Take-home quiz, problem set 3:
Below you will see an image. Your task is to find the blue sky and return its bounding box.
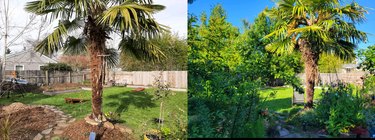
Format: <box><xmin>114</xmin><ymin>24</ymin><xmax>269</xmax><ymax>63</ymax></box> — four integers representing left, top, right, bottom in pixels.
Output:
<box><xmin>188</xmin><ymin>0</ymin><xmax>375</xmax><ymax>50</ymax></box>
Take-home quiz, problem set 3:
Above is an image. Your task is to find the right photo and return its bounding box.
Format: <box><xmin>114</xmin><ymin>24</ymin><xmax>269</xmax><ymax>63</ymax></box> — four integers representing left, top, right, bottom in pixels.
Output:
<box><xmin>188</xmin><ymin>0</ymin><xmax>375</xmax><ymax>138</ymax></box>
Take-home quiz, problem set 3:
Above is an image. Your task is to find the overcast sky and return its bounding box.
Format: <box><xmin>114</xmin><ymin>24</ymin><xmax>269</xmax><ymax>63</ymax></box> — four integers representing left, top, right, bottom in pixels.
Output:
<box><xmin>0</xmin><ymin>0</ymin><xmax>187</xmax><ymax>55</ymax></box>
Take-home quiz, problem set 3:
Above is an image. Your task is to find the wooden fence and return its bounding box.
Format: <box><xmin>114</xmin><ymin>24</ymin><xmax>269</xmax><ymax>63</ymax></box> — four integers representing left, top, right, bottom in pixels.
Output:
<box><xmin>4</xmin><ymin>70</ymin><xmax>188</xmax><ymax>89</ymax></box>
<box><xmin>108</xmin><ymin>71</ymin><xmax>188</xmax><ymax>89</ymax></box>
<box><xmin>4</xmin><ymin>70</ymin><xmax>90</xmax><ymax>85</ymax></box>
<box><xmin>297</xmin><ymin>71</ymin><xmax>366</xmax><ymax>86</ymax></box>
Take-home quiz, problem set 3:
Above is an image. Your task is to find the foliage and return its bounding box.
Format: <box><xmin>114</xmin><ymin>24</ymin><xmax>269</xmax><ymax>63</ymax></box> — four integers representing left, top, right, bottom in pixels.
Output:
<box><xmin>364</xmin><ymin>108</ymin><xmax>375</xmax><ymax>137</ymax></box>
<box><xmin>161</xmin><ymin>108</ymin><xmax>187</xmax><ymax>140</ymax></box>
<box><xmin>358</xmin><ymin>45</ymin><xmax>375</xmax><ymax>74</ymax></box>
<box><xmin>41</xmin><ymin>63</ymin><xmax>72</xmax><ymax>72</ymax></box>
<box><xmin>286</xmin><ymin>109</ymin><xmax>320</xmax><ymax>130</ymax></box>
<box><xmin>362</xmin><ymin>75</ymin><xmax>375</xmax><ymax>95</ymax></box>
<box><xmin>150</xmin><ymin>73</ymin><xmax>172</xmax><ymax>101</ymax></box>
<box><xmin>121</xmin><ymin>33</ymin><xmax>188</xmax><ymax>71</ymax></box>
<box><xmin>59</xmin><ymin>55</ymin><xmax>90</xmax><ymax>71</ymax></box>
<box><xmin>236</xmin><ymin>14</ymin><xmax>303</xmax><ymax>87</ymax></box>
<box><xmin>0</xmin><ymin>114</ymin><xmax>15</xmax><ymax>140</ymax></box>
<box><xmin>104</xmin><ymin>111</ymin><xmax>121</xmax><ymax>123</ymax></box>
<box><xmin>318</xmin><ymin>53</ymin><xmax>347</xmax><ymax>73</ymax></box>
<box><xmin>315</xmin><ymin>83</ymin><xmax>366</xmax><ymax>136</ymax></box>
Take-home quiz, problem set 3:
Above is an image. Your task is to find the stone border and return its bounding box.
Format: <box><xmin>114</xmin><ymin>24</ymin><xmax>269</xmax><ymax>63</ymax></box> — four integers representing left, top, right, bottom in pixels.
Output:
<box><xmin>32</xmin><ymin>105</ymin><xmax>76</xmax><ymax>140</ymax></box>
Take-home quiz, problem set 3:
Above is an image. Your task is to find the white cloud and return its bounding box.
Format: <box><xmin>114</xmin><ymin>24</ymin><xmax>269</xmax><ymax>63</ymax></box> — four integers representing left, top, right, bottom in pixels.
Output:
<box><xmin>153</xmin><ymin>0</ymin><xmax>187</xmax><ymax>38</ymax></box>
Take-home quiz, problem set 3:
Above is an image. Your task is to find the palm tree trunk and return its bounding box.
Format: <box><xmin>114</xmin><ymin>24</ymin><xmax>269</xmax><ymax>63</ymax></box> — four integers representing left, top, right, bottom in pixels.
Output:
<box><xmin>87</xmin><ymin>21</ymin><xmax>106</xmax><ymax>120</ymax></box>
<box><xmin>299</xmin><ymin>39</ymin><xmax>318</xmax><ymax>109</ymax></box>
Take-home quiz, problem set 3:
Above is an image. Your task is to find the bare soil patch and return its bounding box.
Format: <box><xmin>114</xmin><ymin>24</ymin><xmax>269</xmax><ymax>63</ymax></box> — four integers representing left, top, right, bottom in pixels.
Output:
<box><xmin>41</xmin><ymin>83</ymin><xmax>84</xmax><ymax>92</ymax></box>
<box><xmin>0</xmin><ymin>103</ymin><xmax>59</xmax><ymax>140</ymax></box>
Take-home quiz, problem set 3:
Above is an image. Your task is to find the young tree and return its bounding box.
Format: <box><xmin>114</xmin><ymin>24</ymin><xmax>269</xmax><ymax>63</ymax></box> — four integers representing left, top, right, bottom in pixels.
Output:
<box><xmin>358</xmin><ymin>45</ymin><xmax>375</xmax><ymax>75</ymax></box>
<box><xmin>263</xmin><ymin>0</ymin><xmax>367</xmax><ymax>108</ymax></box>
<box><xmin>25</xmin><ymin>0</ymin><xmax>167</xmax><ymax>122</ymax></box>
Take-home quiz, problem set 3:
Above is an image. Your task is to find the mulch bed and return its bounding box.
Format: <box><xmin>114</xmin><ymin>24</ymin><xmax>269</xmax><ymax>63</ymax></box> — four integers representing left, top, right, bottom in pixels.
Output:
<box><xmin>62</xmin><ymin>120</ymin><xmax>135</xmax><ymax>140</ymax></box>
<box><xmin>0</xmin><ymin>103</ymin><xmax>59</xmax><ymax>140</ymax></box>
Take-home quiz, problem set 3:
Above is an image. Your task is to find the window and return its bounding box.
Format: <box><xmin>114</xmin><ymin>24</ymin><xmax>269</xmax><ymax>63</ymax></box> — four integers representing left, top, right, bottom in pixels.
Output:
<box><xmin>15</xmin><ymin>65</ymin><xmax>24</xmax><ymax>71</ymax></box>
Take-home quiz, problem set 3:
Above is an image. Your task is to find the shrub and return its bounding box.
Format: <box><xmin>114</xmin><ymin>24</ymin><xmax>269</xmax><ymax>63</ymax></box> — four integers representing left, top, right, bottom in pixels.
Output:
<box><xmin>315</xmin><ymin>83</ymin><xmax>366</xmax><ymax>136</ymax></box>
<box><xmin>188</xmin><ymin>75</ymin><xmax>265</xmax><ymax>138</ymax></box>
<box><xmin>286</xmin><ymin>109</ymin><xmax>320</xmax><ymax>130</ymax></box>
<box><xmin>0</xmin><ymin>115</ymin><xmax>15</xmax><ymax>140</ymax></box>
<box><xmin>41</xmin><ymin>63</ymin><xmax>73</xmax><ymax>72</ymax></box>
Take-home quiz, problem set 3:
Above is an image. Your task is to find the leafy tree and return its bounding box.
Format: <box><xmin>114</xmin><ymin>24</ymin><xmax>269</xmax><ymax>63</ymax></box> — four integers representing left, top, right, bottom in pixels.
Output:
<box><xmin>236</xmin><ymin>13</ymin><xmax>303</xmax><ymax>87</ymax></box>
<box><xmin>358</xmin><ymin>45</ymin><xmax>375</xmax><ymax>75</ymax></box>
<box><xmin>188</xmin><ymin>5</ymin><xmax>265</xmax><ymax>138</ymax></box>
<box><xmin>120</xmin><ymin>33</ymin><xmax>188</xmax><ymax>71</ymax></box>
<box><xmin>263</xmin><ymin>0</ymin><xmax>367</xmax><ymax>108</ymax></box>
<box><xmin>318</xmin><ymin>53</ymin><xmax>347</xmax><ymax>73</ymax></box>
<box><xmin>59</xmin><ymin>55</ymin><xmax>90</xmax><ymax>71</ymax></box>
<box><xmin>25</xmin><ymin>0</ymin><xmax>166</xmax><ymax>121</ymax></box>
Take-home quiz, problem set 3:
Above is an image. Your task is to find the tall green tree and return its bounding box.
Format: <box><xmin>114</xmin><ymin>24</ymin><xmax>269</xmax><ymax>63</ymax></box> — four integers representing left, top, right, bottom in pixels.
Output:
<box><xmin>358</xmin><ymin>45</ymin><xmax>375</xmax><ymax>75</ymax></box>
<box><xmin>263</xmin><ymin>0</ymin><xmax>367</xmax><ymax>108</ymax></box>
<box><xmin>25</xmin><ymin>0</ymin><xmax>166</xmax><ymax>121</ymax></box>
<box><xmin>237</xmin><ymin>13</ymin><xmax>303</xmax><ymax>87</ymax></box>
<box><xmin>120</xmin><ymin>33</ymin><xmax>188</xmax><ymax>71</ymax></box>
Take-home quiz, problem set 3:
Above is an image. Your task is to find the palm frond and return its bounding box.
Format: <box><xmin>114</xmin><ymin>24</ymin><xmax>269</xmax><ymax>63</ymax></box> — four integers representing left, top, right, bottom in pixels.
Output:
<box><xmin>63</xmin><ymin>36</ymin><xmax>87</xmax><ymax>55</ymax></box>
<box><xmin>25</xmin><ymin>0</ymin><xmax>74</xmax><ymax>21</ymax></box>
<box><xmin>104</xmin><ymin>48</ymin><xmax>119</xmax><ymax>68</ymax></box>
<box><xmin>119</xmin><ymin>36</ymin><xmax>165</xmax><ymax>63</ymax></box>
<box><xmin>99</xmin><ymin>3</ymin><xmax>161</xmax><ymax>30</ymax></box>
<box><xmin>265</xmin><ymin>39</ymin><xmax>296</xmax><ymax>55</ymax></box>
<box><xmin>35</xmin><ymin>19</ymin><xmax>82</xmax><ymax>55</ymax></box>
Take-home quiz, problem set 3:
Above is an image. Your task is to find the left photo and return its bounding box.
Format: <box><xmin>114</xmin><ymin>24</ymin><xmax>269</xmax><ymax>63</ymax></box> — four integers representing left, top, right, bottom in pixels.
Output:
<box><xmin>0</xmin><ymin>0</ymin><xmax>187</xmax><ymax>140</ymax></box>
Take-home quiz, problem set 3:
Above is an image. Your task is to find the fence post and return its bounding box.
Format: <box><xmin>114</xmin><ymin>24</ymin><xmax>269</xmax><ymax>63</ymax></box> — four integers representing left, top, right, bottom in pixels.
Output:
<box><xmin>83</xmin><ymin>73</ymin><xmax>86</xmax><ymax>83</ymax></box>
<box><xmin>69</xmin><ymin>71</ymin><xmax>72</xmax><ymax>83</ymax></box>
<box><xmin>45</xmin><ymin>71</ymin><xmax>49</xmax><ymax>85</ymax></box>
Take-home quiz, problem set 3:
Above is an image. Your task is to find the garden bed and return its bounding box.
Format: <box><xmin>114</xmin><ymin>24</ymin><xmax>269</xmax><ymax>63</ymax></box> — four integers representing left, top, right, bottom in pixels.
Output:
<box><xmin>0</xmin><ymin>103</ymin><xmax>59</xmax><ymax>140</ymax></box>
<box><xmin>41</xmin><ymin>83</ymin><xmax>84</xmax><ymax>92</ymax></box>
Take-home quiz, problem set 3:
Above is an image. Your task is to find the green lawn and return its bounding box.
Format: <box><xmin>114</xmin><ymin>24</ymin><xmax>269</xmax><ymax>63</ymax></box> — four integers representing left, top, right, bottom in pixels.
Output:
<box><xmin>0</xmin><ymin>87</ymin><xmax>187</xmax><ymax>138</ymax></box>
<box><xmin>259</xmin><ymin>87</ymin><xmax>323</xmax><ymax>112</ymax></box>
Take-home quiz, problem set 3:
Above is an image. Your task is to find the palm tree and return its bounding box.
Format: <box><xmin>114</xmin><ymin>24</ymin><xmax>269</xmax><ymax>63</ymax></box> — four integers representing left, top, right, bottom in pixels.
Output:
<box><xmin>263</xmin><ymin>0</ymin><xmax>367</xmax><ymax>108</ymax></box>
<box><xmin>25</xmin><ymin>0</ymin><xmax>167</xmax><ymax>122</ymax></box>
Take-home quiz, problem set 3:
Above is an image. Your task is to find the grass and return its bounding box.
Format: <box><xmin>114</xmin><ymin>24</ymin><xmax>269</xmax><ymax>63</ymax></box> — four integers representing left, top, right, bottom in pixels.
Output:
<box><xmin>0</xmin><ymin>87</ymin><xmax>187</xmax><ymax>138</ymax></box>
<box><xmin>259</xmin><ymin>86</ymin><xmax>323</xmax><ymax>112</ymax></box>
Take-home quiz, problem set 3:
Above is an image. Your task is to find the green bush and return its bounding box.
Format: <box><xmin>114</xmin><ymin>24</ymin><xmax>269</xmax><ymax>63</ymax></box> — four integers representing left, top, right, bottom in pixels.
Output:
<box><xmin>286</xmin><ymin>109</ymin><xmax>320</xmax><ymax>130</ymax></box>
<box><xmin>41</xmin><ymin>63</ymin><xmax>72</xmax><ymax>72</ymax></box>
<box><xmin>315</xmin><ymin>83</ymin><xmax>366</xmax><ymax>136</ymax></box>
<box><xmin>188</xmin><ymin>75</ymin><xmax>265</xmax><ymax>138</ymax></box>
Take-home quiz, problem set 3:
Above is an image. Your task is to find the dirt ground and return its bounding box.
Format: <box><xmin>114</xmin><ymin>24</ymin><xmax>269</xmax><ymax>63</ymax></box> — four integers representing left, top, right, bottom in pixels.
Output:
<box><xmin>62</xmin><ymin>120</ymin><xmax>135</xmax><ymax>140</ymax></box>
<box><xmin>0</xmin><ymin>103</ymin><xmax>59</xmax><ymax>140</ymax></box>
<box><xmin>41</xmin><ymin>83</ymin><xmax>84</xmax><ymax>92</ymax></box>
<box><xmin>0</xmin><ymin>103</ymin><xmax>135</xmax><ymax>140</ymax></box>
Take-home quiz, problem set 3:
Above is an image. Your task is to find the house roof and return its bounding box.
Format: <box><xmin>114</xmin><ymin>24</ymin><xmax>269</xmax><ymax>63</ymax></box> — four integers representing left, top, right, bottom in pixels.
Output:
<box><xmin>5</xmin><ymin>49</ymin><xmax>58</xmax><ymax>64</ymax></box>
<box><xmin>342</xmin><ymin>63</ymin><xmax>358</xmax><ymax>69</ymax></box>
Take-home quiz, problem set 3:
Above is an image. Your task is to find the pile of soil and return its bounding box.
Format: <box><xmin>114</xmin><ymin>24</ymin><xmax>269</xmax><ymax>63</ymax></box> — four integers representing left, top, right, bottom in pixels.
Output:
<box><xmin>62</xmin><ymin>120</ymin><xmax>135</xmax><ymax>140</ymax></box>
<box><xmin>0</xmin><ymin>103</ymin><xmax>59</xmax><ymax>140</ymax></box>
